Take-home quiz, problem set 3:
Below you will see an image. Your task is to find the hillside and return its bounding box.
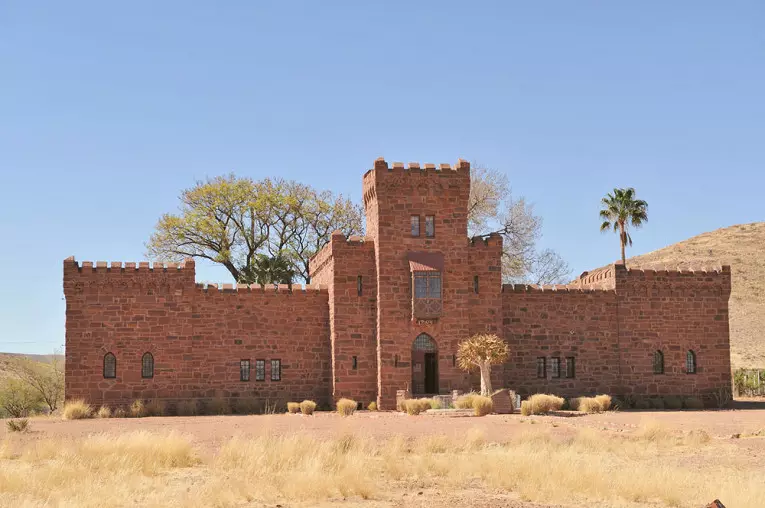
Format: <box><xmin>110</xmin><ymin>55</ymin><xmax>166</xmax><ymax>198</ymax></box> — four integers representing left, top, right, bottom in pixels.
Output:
<box><xmin>0</xmin><ymin>353</ymin><xmax>63</xmax><ymax>381</ymax></box>
<box><xmin>627</xmin><ymin>222</ymin><xmax>765</xmax><ymax>369</ymax></box>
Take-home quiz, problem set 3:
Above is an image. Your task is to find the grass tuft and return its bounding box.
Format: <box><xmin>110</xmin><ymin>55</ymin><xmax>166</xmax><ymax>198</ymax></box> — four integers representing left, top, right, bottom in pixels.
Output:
<box><xmin>455</xmin><ymin>392</ymin><xmax>478</xmax><ymax>409</ymax></box>
<box><xmin>526</xmin><ymin>394</ymin><xmax>565</xmax><ymax>415</ymax></box>
<box><xmin>130</xmin><ymin>399</ymin><xmax>146</xmax><ymax>418</ymax></box>
<box><xmin>336</xmin><ymin>398</ymin><xmax>357</xmax><ymax>416</ymax></box>
<box><xmin>300</xmin><ymin>400</ymin><xmax>317</xmax><ymax>415</ymax></box>
<box><xmin>96</xmin><ymin>406</ymin><xmax>112</xmax><ymax>419</ymax></box>
<box><xmin>472</xmin><ymin>396</ymin><xmax>493</xmax><ymax>416</ymax></box>
<box><xmin>287</xmin><ymin>402</ymin><xmax>301</xmax><ymax>414</ymax></box>
<box><xmin>62</xmin><ymin>399</ymin><xmax>93</xmax><ymax>420</ymax></box>
<box><xmin>367</xmin><ymin>401</ymin><xmax>377</xmax><ymax>411</ymax></box>
<box><xmin>6</xmin><ymin>418</ymin><xmax>29</xmax><ymax>432</ymax></box>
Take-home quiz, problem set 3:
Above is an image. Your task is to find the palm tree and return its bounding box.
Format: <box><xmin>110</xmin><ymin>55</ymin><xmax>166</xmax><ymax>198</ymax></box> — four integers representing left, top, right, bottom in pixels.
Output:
<box><xmin>599</xmin><ymin>187</ymin><xmax>648</xmax><ymax>265</ymax></box>
<box><xmin>239</xmin><ymin>254</ymin><xmax>295</xmax><ymax>287</ymax></box>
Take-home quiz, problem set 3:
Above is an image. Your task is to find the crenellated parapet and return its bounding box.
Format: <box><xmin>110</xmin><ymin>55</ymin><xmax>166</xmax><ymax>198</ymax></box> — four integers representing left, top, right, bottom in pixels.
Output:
<box><xmin>502</xmin><ymin>283</ymin><xmax>616</xmax><ymax>294</ymax></box>
<box><xmin>63</xmin><ymin>256</ymin><xmax>196</xmax><ymax>294</ymax></box>
<box><xmin>614</xmin><ymin>263</ymin><xmax>732</xmax><ymax>296</ymax></box>
<box><xmin>195</xmin><ymin>282</ymin><xmax>328</xmax><ymax>296</ymax></box>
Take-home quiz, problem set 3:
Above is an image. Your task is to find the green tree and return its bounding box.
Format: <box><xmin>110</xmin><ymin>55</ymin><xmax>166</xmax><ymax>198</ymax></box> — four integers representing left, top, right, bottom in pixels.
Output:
<box><xmin>146</xmin><ymin>175</ymin><xmax>363</xmax><ymax>283</ymax></box>
<box><xmin>9</xmin><ymin>355</ymin><xmax>64</xmax><ymax>412</ymax></box>
<box><xmin>0</xmin><ymin>379</ymin><xmax>44</xmax><ymax>418</ymax></box>
<box><xmin>239</xmin><ymin>254</ymin><xmax>295</xmax><ymax>286</ymax></box>
<box><xmin>599</xmin><ymin>187</ymin><xmax>649</xmax><ymax>265</ymax></box>
<box><xmin>456</xmin><ymin>334</ymin><xmax>510</xmax><ymax>396</ymax></box>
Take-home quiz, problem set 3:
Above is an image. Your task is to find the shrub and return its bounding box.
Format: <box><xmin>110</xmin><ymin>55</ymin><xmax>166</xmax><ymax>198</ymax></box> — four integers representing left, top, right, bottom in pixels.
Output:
<box><xmin>455</xmin><ymin>392</ymin><xmax>478</xmax><ymax>409</ymax></box>
<box><xmin>663</xmin><ymin>396</ymin><xmax>683</xmax><ymax>410</ymax></box>
<box><xmin>176</xmin><ymin>399</ymin><xmax>199</xmax><ymax>416</ymax></box>
<box><xmin>402</xmin><ymin>399</ymin><xmax>423</xmax><ymax>415</ymax></box>
<box><xmin>207</xmin><ymin>397</ymin><xmax>231</xmax><ymax>415</ymax></box>
<box><xmin>683</xmin><ymin>397</ymin><xmax>705</xmax><ymax>410</ymax></box>
<box><xmin>336</xmin><ymin>398</ymin><xmax>357</xmax><ymax>416</ymax></box>
<box><xmin>428</xmin><ymin>398</ymin><xmax>443</xmax><ymax>410</ymax></box>
<box><xmin>577</xmin><ymin>397</ymin><xmax>603</xmax><ymax>413</ymax></box>
<box><xmin>633</xmin><ymin>397</ymin><xmax>652</xmax><ymax>410</ymax></box>
<box><xmin>62</xmin><ymin>399</ymin><xmax>93</xmax><ymax>420</ymax></box>
<box><xmin>472</xmin><ymin>395</ymin><xmax>494</xmax><ymax>416</ymax></box>
<box><xmin>6</xmin><ymin>419</ymin><xmax>29</xmax><ymax>432</ymax></box>
<box><xmin>367</xmin><ymin>401</ymin><xmax>377</xmax><ymax>411</ymax></box>
<box><xmin>130</xmin><ymin>400</ymin><xmax>146</xmax><ymax>418</ymax></box>
<box><xmin>97</xmin><ymin>406</ymin><xmax>112</xmax><ymax>419</ymax></box>
<box><xmin>0</xmin><ymin>379</ymin><xmax>44</xmax><ymax>417</ymax></box>
<box><xmin>527</xmin><ymin>394</ymin><xmax>565</xmax><ymax>415</ymax></box>
<box><xmin>145</xmin><ymin>399</ymin><xmax>166</xmax><ymax>417</ymax></box>
<box><xmin>287</xmin><ymin>402</ymin><xmax>301</xmax><ymax>414</ymax></box>
<box><xmin>300</xmin><ymin>400</ymin><xmax>317</xmax><ymax>415</ymax></box>
<box><xmin>594</xmin><ymin>394</ymin><xmax>612</xmax><ymax>411</ymax></box>
<box><xmin>520</xmin><ymin>400</ymin><xmax>532</xmax><ymax>416</ymax></box>
<box><xmin>568</xmin><ymin>397</ymin><xmax>580</xmax><ymax>411</ymax></box>
<box><xmin>113</xmin><ymin>407</ymin><xmax>128</xmax><ymax>418</ymax></box>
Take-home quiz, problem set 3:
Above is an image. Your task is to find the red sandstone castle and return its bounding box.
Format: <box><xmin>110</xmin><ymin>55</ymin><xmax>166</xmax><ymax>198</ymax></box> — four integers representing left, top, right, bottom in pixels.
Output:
<box><xmin>64</xmin><ymin>158</ymin><xmax>732</xmax><ymax>409</ymax></box>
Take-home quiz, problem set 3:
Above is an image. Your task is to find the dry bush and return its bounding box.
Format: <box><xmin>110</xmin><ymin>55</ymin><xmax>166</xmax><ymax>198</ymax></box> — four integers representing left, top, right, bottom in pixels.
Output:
<box><xmin>402</xmin><ymin>399</ymin><xmax>428</xmax><ymax>415</ymax></box>
<box><xmin>472</xmin><ymin>396</ymin><xmax>493</xmax><ymax>416</ymax></box>
<box><xmin>683</xmin><ymin>397</ymin><xmax>705</xmax><ymax>410</ymax></box>
<box><xmin>527</xmin><ymin>394</ymin><xmax>565</xmax><ymax>415</ymax></box>
<box><xmin>336</xmin><ymin>398</ymin><xmax>357</xmax><ymax>416</ymax></box>
<box><xmin>594</xmin><ymin>394</ymin><xmax>611</xmax><ymax>411</ymax></box>
<box><xmin>576</xmin><ymin>397</ymin><xmax>603</xmax><ymax>413</ymax></box>
<box><xmin>113</xmin><ymin>407</ymin><xmax>127</xmax><ymax>418</ymax></box>
<box><xmin>130</xmin><ymin>399</ymin><xmax>146</xmax><ymax>418</ymax></box>
<box><xmin>520</xmin><ymin>400</ymin><xmax>532</xmax><ymax>416</ymax></box>
<box><xmin>427</xmin><ymin>398</ymin><xmax>443</xmax><ymax>410</ymax></box>
<box><xmin>287</xmin><ymin>402</ymin><xmax>301</xmax><ymax>414</ymax></box>
<box><xmin>663</xmin><ymin>396</ymin><xmax>683</xmax><ymax>410</ymax></box>
<box><xmin>367</xmin><ymin>401</ymin><xmax>377</xmax><ymax>411</ymax></box>
<box><xmin>6</xmin><ymin>418</ymin><xmax>29</xmax><ymax>432</ymax></box>
<box><xmin>145</xmin><ymin>399</ymin><xmax>166</xmax><ymax>417</ymax></box>
<box><xmin>96</xmin><ymin>406</ymin><xmax>112</xmax><ymax>419</ymax></box>
<box><xmin>176</xmin><ymin>399</ymin><xmax>199</xmax><ymax>416</ymax></box>
<box><xmin>455</xmin><ymin>392</ymin><xmax>477</xmax><ymax>409</ymax></box>
<box><xmin>300</xmin><ymin>400</ymin><xmax>317</xmax><ymax>415</ymax></box>
<box><xmin>207</xmin><ymin>397</ymin><xmax>231</xmax><ymax>415</ymax></box>
<box><xmin>62</xmin><ymin>399</ymin><xmax>93</xmax><ymax>420</ymax></box>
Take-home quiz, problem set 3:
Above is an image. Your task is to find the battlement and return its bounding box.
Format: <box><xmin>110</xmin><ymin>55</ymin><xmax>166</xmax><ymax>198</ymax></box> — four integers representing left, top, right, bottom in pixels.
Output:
<box><xmin>195</xmin><ymin>282</ymin><xmax>328</xmax><ymax>295</ymax></box>
<box><xmin>64</xmin><ymin>256</ymin><xmax>195</xmax><ymax>272</ymax></box>
<box><xmin>502</xmin><ymin>283</ymin><xmax>615</xmax><ymax>294</ymax></box>
<box><xmin>469</xmin><ymin>233</ymin><xmax>503</xmax><ymax>248</ymax></box>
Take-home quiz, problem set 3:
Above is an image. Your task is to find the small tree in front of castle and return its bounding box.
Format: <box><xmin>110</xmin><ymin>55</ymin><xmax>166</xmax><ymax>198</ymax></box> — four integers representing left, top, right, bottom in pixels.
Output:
<box><xmin>456</xmin><ymin>334</ymin><xmax>510</xmax><ymax>396</ymax></box>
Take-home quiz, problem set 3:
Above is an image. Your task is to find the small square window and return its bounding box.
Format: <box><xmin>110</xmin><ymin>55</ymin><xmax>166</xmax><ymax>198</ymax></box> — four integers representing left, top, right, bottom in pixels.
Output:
<box><xmin>536</xmin><ymin>357</ymin><xmax>546</xmax><ymax>378</ymax></box>
<box><xmin>425</xmin><ymin>215</ymin><xmax>435</xmax><ymax>237</ymax></box>
<box><xmin>240</xmin><ymin>359</ymin><xmax>250</xmax><ymax>381</ymax></box>
<box><xmin>410</xmin><ymin>216</ymin><xmax>420</xmax><ymax>237</ymax></box>
<box><xmin>352</xmin><ymin>356</ymin><xmax>358</xmax><ymax>370</ymax></box>
<box><xmin>271</xmin><ymin>359</ymin><xmax>281</xmax><ymax>381</ymax></box>
<box><xmin>551</xmin><ymin>357</ymin><xmax>560</xmax><ymax>378</ymax></box>
<box><xmin>255</xmin><ymin>359</ymin><xmax>265</xmax><ymax>381</ymax></box>
<box><xmin>565</xmin><ymin>357</ymin><xmax>575</xmax><ymax>378</ymax></box>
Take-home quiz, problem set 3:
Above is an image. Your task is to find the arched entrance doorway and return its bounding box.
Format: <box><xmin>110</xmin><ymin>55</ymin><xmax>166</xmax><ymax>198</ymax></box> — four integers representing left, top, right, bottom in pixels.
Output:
<box><xmin>412</xmin><ymin>333</ymin><xmax>438</xmax><ymax>395</ymax></box>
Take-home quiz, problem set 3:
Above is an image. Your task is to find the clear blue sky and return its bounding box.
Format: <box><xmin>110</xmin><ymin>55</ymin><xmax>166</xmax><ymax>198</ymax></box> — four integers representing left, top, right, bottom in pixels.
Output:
<box><xmin>1</xmin><ymin>1</ymin><xmax>763</xmax><ymax>354</ymax></box>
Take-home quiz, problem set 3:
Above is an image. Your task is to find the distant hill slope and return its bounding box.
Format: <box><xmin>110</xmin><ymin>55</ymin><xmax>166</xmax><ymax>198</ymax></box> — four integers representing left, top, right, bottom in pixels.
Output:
<box><xmin>627</xmin><ymin>222</ymin><xmax>765</xmax><ymax>369</ymax></box>
<box><xmin>0</xmin><ymin>353</ymin><xmax>63</xmax><ymax>381</ymax></box>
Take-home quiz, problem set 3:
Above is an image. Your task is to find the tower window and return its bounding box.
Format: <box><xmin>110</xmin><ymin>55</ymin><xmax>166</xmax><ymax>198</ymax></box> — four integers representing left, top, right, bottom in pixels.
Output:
<box><xmin>653</xmin><ymin>350</ymin><xmax>664</xmax><ymax>374</ymax></box>
<box><xmin>271</xmin><ymin>359</ymin><xmax>281</xmax><ymax>381</ymax></box>
<box><xmin>141</xmin><ymin>352</ymin><xmax>154</xmax><ymax>379</ymax></box>
<box><xmin>425</xmin><ymin>215</ymin><xmax>435</xmax><ymax>237</ymax></box>
<box><xmin>473</xmin><ymin>275</ymin><xmax>479</xmax><ymax>294</ymax></box>
<box><xmin>255</xmin><ymin>359</ymin><xmax>265</xmax><ymax>381</ymax></box>
<box><xmin>686</xmin><ymin>350</ymin><xmax>696</xmax><ymax>374</ymax></box>
<box><xmin>357</xmin><ymin>275</ymin><xmax>363</xmax><ymax>296</ymax></box>
<box><xmin>414</xmin><ymin>272</ymin><xmax>441</xmax><ymax>299</ymax></box>
<box><xmin>551</xmin><ymin>357</ymin><xmax>561</xmax><ymax>378</ymax></box>
<box><xmin>410</xmin><ymin>215</ymin><xmax>420</xmax><ymax>237</ymax></box>
<box><xmin>536</xmin><ymin>357</ymin><xmax>546</xmax><ymax>378</ymax></box>
<box><xmin>240</xmin><ymin>359</ymin><xmax>251</xmax><ymax>381</ymax></box>
<box><xmin>352</xmin><ymin>356</ymin><xmax>358</xmax><ymax>370</ymax></box>
<box><xmin>565</xmin><ymin>357</ymin><xmax>575</xmax><ymax>378</ymax></box>
<box><xmin>103</xmin><ymin>353</ymin><xmax>116</xmax><ymax>379</ymax></box>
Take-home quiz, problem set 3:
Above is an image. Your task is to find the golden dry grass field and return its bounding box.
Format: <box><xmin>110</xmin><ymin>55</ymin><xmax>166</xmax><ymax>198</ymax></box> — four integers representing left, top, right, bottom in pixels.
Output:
<box><xmin>2</xmin><ymin>409</ymin><xmax>765</xmax><ymax>508</ymax></box>
<box><xmin>627</xmin><ymin>222</ymin><xmax>765</xmax><ymax>369</ymax></box>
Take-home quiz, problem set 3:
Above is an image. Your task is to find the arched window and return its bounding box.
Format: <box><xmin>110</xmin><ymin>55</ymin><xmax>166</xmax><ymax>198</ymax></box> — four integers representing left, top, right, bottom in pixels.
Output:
<box><xmin>686</xmin><ymin>350</ymin><xmax>696</xmax><ymax>374</ymax></box>
<box><xmin>103</xmin><ymin>353</ymin><xmax>116</xmax><ymax>379</ymax></box>
<box><xmin>413</xmin><ymin>333</ymin><xmax>437</xmax><ymax>352</ymax></box>
<box><xmin>142</xmin><ymin>352</ymin><xmax>154</xmax><ymax>379</ymax></box>
<box><xmin>653</xmin><ymin>350</ymin><xmax>664</xmax><ymax>374</ymax></box>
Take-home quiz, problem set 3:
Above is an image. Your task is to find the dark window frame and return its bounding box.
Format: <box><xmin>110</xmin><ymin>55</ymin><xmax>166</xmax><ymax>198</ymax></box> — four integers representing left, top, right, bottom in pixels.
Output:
<box><xmin>413</xmin><ymin>271</ymin><xmax>442</xmax><ymax>299</ymax></box>
<box><xmin>424</xmin><ymin>215</ymin><xmax>435</xmax><ymax>237</ymax></box>
<box><xmin>103</xmin><ymin>352</ymin><xmax>116</xmax><ymax>379</ymax></box>
<box><xmin>141</xmin><ymin>352</ymin><xmax>154</xmax><ymax>379</ymax></box>
<box><xmin>240</xmin><ymin>359</ymin><xmax>251</xmax><ymax>381</ymax></box>
<box><xmin>352</xmin><ymin>356</ymin><xmax>358</xmax><ymax>370</ymax></box>
<box><xmin>473</xmin><ymin>275</ymin><xmax>479</xmax><ymax>294</ymax></box>
<box><xmin>551</xmin><ymin>357</ymin><xmax>561</xmax><ymax>378</ymax></box>
<box><xmin>255</xmin><ymin>359</ymin><xmax>266</xmax><ymax>381</ymax></box>
<box><xmin>565</xmin><ymin>357</ymin><xmax>575</xmax><ymax>378</ymax></box>
<box><xmin>410</xmin><ymin>215</ymin><xmax>421</xmax><ymax>237</ymax></box>
<box><xmin>536</xmin><ymin>357</ymin><xmax>546</xmax><ymax>378</ymax></box>
<box><xmin>271</xmin><ymin>359</ymin><xmax>281</xmax><ymax>381</ymax></box>
<box><xmin>653</xmin><ymin>350</ymin><xmax>665</xmax><ymax>375</ymax></box>
<box><xmin>357</xmin><ymin>275</ymin><xmax>363</xmax><ymax>296</ymax></box>
<box><xmin>686</xmin><ymin>350</ymin><xmax>696</xmax><ymax>374</ymax></box>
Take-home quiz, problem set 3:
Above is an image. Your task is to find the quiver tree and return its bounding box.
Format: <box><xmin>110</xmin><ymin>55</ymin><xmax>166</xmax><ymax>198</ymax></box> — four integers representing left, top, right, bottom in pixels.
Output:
<box><xmin>456</xmin><ymin>334</ymin><xmax>510</xmax><ymax>396</ymax></box>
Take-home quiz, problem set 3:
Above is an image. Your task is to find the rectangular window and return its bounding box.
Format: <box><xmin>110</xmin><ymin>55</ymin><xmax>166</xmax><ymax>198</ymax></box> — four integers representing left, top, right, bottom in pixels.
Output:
<box><xmin>425</xmin><ymin>215</ymin><xmax>435</xmax><ymax>237</ymax></box>
<box><xmin>536</xmin><ymin>357</ymin><xmax>546</xmax><ymax>378</ymax></box>
<box><xmin>271</xmin><ymin>359</ymin><xmax>281</xmax><ymax>381</ymax></box>
<box><xmin>352</xmin><ymin>356</ymin><xmax>358</xmax><ymax>370</ymax></box>
<box><xmin>410</xmin><ymin>215</ymin><xmax>420</xmax><ymax>237</ymax></box>
<box><xmin>255</xmin><ymin>359</ymin><xmax>265</xmax><ymax>381</ymax></box>
<box><xmin>473</xmin><ymin>275</ymin><xmax>479</xmax><ymax>294</ymax></box>
<box><xmin>357</xmin><ymin>275</ymin><xmax>363</xmax><ymax>296</ymax></box>
<box><xmin>551</xmin><ymin>357</ymin><xmax>560</xmax><ymax>378</ymax></box>
<box><xmin>240</xmin><ymin>359</ymin><xmax>250</xmax><ymax>381</ymax></box>
<box><xmin>565</xmin><ymin>357</ymin><xmax>575</xmax><ymax>378</ymax></box>
<box><xmin>414</xmin><ymin>272</ymin><xmax>441</xmax><ymax>299</ymax></box>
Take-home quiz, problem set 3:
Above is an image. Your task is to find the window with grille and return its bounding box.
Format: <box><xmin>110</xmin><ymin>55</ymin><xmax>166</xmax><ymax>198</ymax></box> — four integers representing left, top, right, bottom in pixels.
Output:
<box><xmin>413</xmin><ymin>333</ymin><xmax>436</xmax><ymax>352</ymax></box>
<box><xmin>141</xmin><ymin>352</ymin><xmax>154</xmax><ymax>379</ymax></box>
<box><xmin>686</xmin><ymin>350</ymin><xmax>696</xmax><ymax>374</ymax></box>
<box><xmin>103</xmin><ymin>353</ymin><xmax>116</xmax><ymax>379</ymax></box>
<box><xmin>255</xmin><ymin>359</ymin><xmax>265</xmax><ymax>381</ymax></box>
<box><xmin>414</xmin><ymin>272</ymin><xmax>441</xmax><ymax>298</ymax></box>
<box><xmin>653</xmin><ymin>350</ymin><xmax>664</xmax><ymax>374</ymax></box>
<box><xmin>411</xmin><ymin>215</ymin><xmax>420</xmax><ymax>237</ymax></box>
<box><xmin>271</xmin><ymin>359</ymin><xmax>281</xmax><ymax>381</ymax></box>
<box><xmin>425</xmin><ymin>215</ymin><xmax>435</xmax><ymax>237</ymax></box>
<box><xmin>536</xmin><ymin>357</ymin><xmax>546</xmax><ymax>378</ymax></box>
<box><xmin>551</xmin><ymin>357</ymin><xmax>561</xmax><ymax>378</ymax></box>
<box><xmin>565</xmin><ymin>357</ymin><xmax>575</xmax><ymax>378</ymax></box>
<box><xmin>240</xmin><ymin>359</ymin><xmax>250</xmax><ymax>381</ymax></box>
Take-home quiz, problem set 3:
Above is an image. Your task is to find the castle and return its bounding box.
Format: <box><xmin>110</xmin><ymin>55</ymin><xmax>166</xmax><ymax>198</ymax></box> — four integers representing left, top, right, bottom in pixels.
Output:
<box><xmin>63</xmin><ymin>158</ymin><xmax>732</xmax><ymax>410</ymax></box>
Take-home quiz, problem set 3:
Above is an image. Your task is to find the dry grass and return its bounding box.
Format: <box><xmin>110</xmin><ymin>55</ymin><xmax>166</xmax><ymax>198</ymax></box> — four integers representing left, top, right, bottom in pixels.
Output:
<box><xmin>627</xmin><ymin>222</ymin><xmax>765</xmax><ymax>368</ymax></box>
<box><xmin>145</xmin><ymin>399</ymin><xmax>166</xmax><ymax>417</ymax></box>
<box><xmin>367</xmin><ymin>401</ymin><xmax>377</xmax><ymax>411</ymax></box>
<box><xmin>520</xmin><ymin>400</ymin><xmax>532</xmax><ymax>416</ymax></box>
<box><xmin>401</xmin><ymin>399</ymin><xmax>433</xmax><ymax>415</ymax></box>
<box><xmin>62</xmin><ymin>399</ymin><xmax>92</xmax><ymax>420</ymax></box>
<box><xmin>6</xmin><ymin>419</ymin><xmax>29</xmax><ymax>432</ymax></box>
<box><xmin>454</xmin><ymin>392</ymin><xmax>477</xmax><ymax>409</ymax></box>
<box><xmin>572</xmin><ymin>395</ymin><xmax>613</xmax><ymax>413</ymax></box>
<box><xmin>336</xmin><ymin>398</ymin><xmax>357</xmax><ymax>416</ymax></box>
<box><xmin>113</xmin><ymin>407</ymin><xmax>127</xmax><ymax>418</ymax></box>
<box><xmin>129</xmin><ymin>399</ymin><xmax>146</xmax><ymax>418</ymax></box>
<box><xmin>176</xmin><ymin>399</ymin><xmax>199</xmax><ymax>416</ymax></box>
<box><xmin>287</xmin><ymin>402</ymin><xmax>301</xmax><ymax>414</ymax></box>
<box><xmin>0</xmin><ymin>422</ymin><xmax>762</xmax><ymax>507</ymax></box>
<box><xmin>96</xmin><ymin>406</ymin><xmax>112</xmax><ymax>419</ymax></box>
<box><xmin>299</xmin><ymin>400</ymin><xmax>317</xmax><ymax>415</ymax></box>
<box><xmin>472</xmin><ymin>396</ymin><xmax>493</xmax><ymax>416</ymax></box>
<box><xmin>526</xmin><ymin>394</ymin><xmax>565</xmax><ymax>415</ymax></box>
